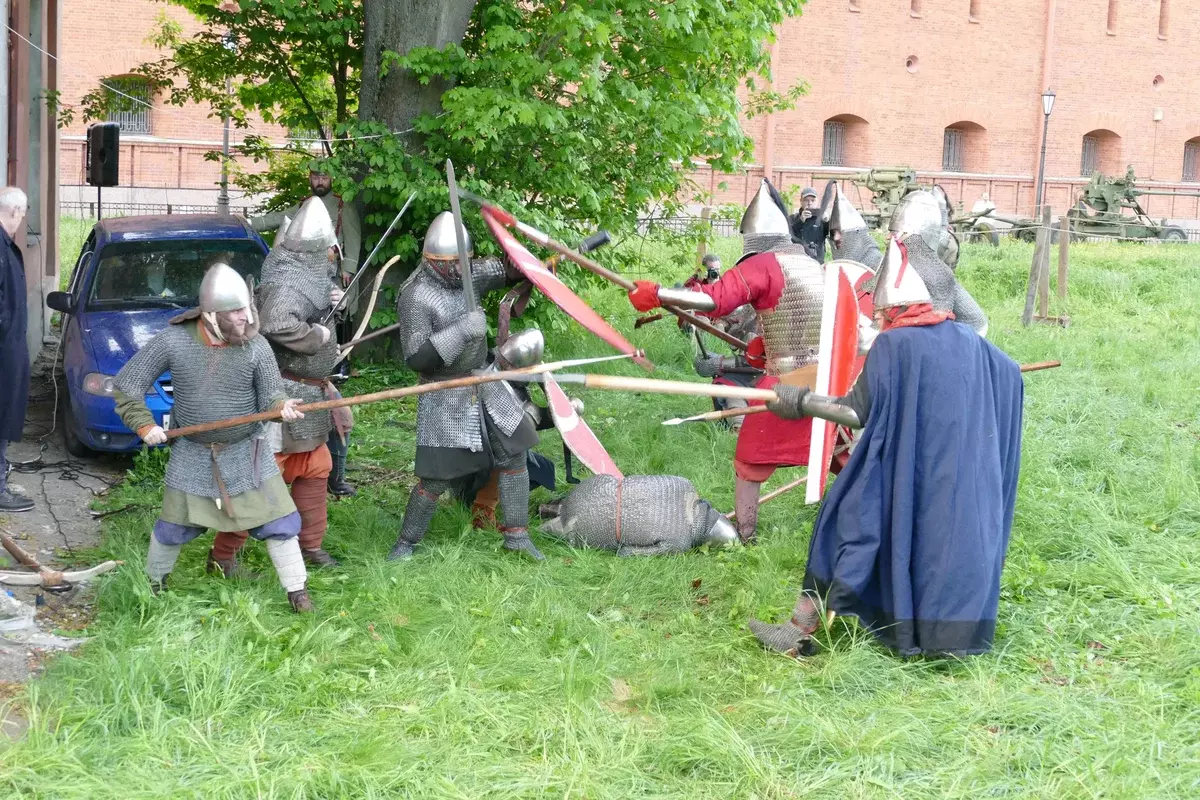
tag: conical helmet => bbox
[280,197,337,253]
[873,237,932,310]
[199,263,252,314]
[423,210,472,261]
[272,215,291,249]
[821,181,868,232]
[739,179,790,236]
[888,190,944,242]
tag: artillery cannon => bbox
[813,167,920,230]
[1066,168,1194,241]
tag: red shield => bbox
[543,373,623,478]
[805,262,862,503]
[482,209,650,369]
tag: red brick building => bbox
[696,0,1200,222]
[53,0,1200,222]
[57,0,288,212]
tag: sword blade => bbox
[446,160,476,313]
[321,192,416,325]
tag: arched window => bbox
[943,122,988,173]
[1107,0,1118,35]
[1081,129,1122,176]
[822,115,868,168]
[104,75,153,135]
[1182,137,1199,182]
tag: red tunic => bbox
[692,254,815,470]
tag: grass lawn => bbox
[3,237,1198,798]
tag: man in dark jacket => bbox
[790,186,827,263]
[0,187,32,513]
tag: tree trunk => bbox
[359,0,478,134]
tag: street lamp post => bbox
[1034,88,1056,215]
[217,4,239,214]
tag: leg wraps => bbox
[496,456,530,531]
[146,536,184,582]
[472,470,501,527]
[734,478,762,542]
[398,481,447,545]
[212,530,249,560]
[291,477,329,551]
[265,536,308,593]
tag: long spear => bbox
[163,354,638,441]
[660,360,1064,425]
[456,190,749,352]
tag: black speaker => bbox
[87,123,120,187]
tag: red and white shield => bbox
[543,372,623,478]
[482,209,651,369]
[805,261,863,503]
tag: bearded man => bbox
[211,198,347,574]
[748,237,1023,658]
[387,212,544,561]
[113,264,313,612]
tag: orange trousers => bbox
[212,446,332,558]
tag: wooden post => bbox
[1057,215,1070,304]
[1022,208,1048,326]
[1037,207,1052,319]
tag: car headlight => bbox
[83,373,118,397]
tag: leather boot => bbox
[206,549,261,580]
[150,574,169,596]
[302,548,340,568]
[734,478,762,544]
[327,450,357,497]
[288,588,315,613]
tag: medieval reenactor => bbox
[211,198,346,573]
[537,474,738,556]
[626,178,842,543]
[692,299,762,434]
[250,162,363,495]
[748,237,1023,657]
[388,212,544,561]
[112,264,314,612]
[820,182,883,269]
[887,188,988,335]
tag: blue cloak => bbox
[804,320,1024,657]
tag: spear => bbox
[660,360,1064,425]
[163,353,639,441]
[456,189,750,352]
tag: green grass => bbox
[4,238,1200,798]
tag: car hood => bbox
[81,308,185,377]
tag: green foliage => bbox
[5,240,1200,797]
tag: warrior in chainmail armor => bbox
[687,255,762,433]
[387,211,544,561]
[112,264,314,613]
[821,181,883,270]
[210,198,347,573]
[537,475,737,556]
[887,188,988,336]
[627,178,854,543]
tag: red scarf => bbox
[880,304,954,331]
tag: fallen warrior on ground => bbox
[537,474,738,556]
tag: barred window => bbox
[104,76,153,135]
[822,121,846,167]
[1183,141,1199,182]
[943,128,966,172]
[1081,136,1099,177]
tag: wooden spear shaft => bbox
[163,356,633,441]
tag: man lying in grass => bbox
[750,237,1024,658]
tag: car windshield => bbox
[87,239,265,310]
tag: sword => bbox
[321,192,416,325]
[446,160,475,313]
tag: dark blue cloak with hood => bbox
[804,320,1024,657]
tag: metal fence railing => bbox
[60,201,257,221]
[637,216,738,237]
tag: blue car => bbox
[47,215,269,455]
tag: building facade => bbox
[696,0,1200,221]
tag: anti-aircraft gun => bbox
[812,167,920,230]
[1066,168,1193,241]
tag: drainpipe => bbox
[1033,0,1057,214]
